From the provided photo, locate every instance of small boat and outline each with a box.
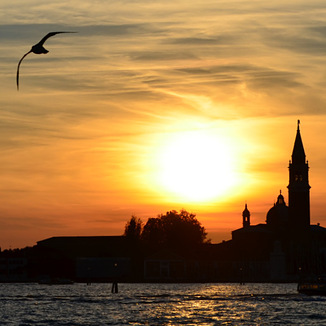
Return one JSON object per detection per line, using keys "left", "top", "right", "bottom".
{"left": 298, "top": 275, "right": 326, "bottom": 295}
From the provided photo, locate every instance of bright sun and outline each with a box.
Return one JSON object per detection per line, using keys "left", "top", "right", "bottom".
{"left": 157, "top": 131, "right": 237, "bottom": 202}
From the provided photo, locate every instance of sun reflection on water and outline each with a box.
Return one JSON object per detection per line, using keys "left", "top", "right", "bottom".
{"left": 1, "top": 283, "right": 324, "bottom": 325}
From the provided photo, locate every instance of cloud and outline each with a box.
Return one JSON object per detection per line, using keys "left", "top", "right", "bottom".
{"left": 261, "top": 27, "right": 326, "bottom": 56}
{"left": 130, "top": 51, "right": 198, "bottom": 61}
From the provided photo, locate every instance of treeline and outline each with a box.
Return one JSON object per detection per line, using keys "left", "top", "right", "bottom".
{"left": 0, "top": 209, "right": 208, "bottom": 255}
{"left": 123, "top": 209, "right": 210, "bottom": 254}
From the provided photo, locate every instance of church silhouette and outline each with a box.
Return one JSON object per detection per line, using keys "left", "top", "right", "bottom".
{"left": 32, "top": 121, "right": 326, "bottom": 282}
{"left": 218, "top": 120, "right": 326, "bottom": 282}
{"left": 2, "top": 121, "right": 325, "bottom": 283}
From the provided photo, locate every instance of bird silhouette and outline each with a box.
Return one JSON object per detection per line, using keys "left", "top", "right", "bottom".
{"left": 16, "top": 31, "right": 76, "bottom": 90}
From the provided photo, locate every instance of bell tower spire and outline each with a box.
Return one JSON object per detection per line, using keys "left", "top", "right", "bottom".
{"left": 287, "top": 120, "right": 310, "bottom": 235}
{"left": 291, "top": 120, "right": 306, "bottom": 165}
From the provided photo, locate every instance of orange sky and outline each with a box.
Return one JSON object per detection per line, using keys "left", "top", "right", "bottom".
{"left": 2, "top": 1, "right": 326, "bottom": 249}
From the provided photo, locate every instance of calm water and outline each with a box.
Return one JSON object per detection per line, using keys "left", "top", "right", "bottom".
{"left": 0, "top": 283, "right": 325, "bottom": 325}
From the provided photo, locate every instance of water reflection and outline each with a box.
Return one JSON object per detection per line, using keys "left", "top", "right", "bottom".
{"left": 0, "top": 283, "right": 325, "bottom": 325}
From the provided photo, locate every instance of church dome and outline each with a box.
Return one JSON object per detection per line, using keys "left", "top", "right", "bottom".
{"left": 276, "top": 193, "right": 285, "bottom": 205}
{"left": 266, "top": 192, "right": 289, "bottom": 232}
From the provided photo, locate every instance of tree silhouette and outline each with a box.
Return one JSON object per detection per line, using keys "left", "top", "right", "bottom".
{"left": 141, "top": 210, "right": 208, "bottom": 251}
{"left": 141, "top": 217, "right": 164, "bottom": 245}
{"left": 124, "top": 216, "right": 143, "bottom": 241}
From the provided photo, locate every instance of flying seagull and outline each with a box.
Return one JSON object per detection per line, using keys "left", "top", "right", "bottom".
{"left": 16, "top": 31, "right": 75, "bottom": 90}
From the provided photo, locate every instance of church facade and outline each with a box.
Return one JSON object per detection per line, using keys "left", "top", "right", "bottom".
{"left": 224, "top": 121, "right": 326, "bottom": 282}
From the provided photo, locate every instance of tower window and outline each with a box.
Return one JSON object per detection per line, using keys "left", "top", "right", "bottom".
{"left": 294, "top": 174, "right": 303, "bottom": 182}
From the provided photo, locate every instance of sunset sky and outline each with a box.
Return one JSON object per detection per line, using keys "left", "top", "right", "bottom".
{"left": 2, "top": 1, "right": 326, "bottom": 249}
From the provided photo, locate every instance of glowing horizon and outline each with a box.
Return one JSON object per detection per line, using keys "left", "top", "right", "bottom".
{"left": 2, "top": 1, "right": 326, "bottom": 249}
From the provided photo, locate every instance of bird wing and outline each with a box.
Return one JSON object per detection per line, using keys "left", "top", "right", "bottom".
{"left": 16, "top": 51, "right": 32, "bottom": 91}
{"left": 37, "top": 31, "right": 75, "bottom": 46}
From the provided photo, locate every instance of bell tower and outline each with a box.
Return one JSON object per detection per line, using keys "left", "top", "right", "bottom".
{"left": 287, "top": 120, "right": 310, "bottom": 235}
{"left": 242, "top": 203, "right": 250, "bottom": 228}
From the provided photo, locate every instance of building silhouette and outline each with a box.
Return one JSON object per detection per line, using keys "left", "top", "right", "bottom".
{"left": 141, "top": 120, "right": 326, "bottom": 282}
{"left": 288, "top": 120, "right": 311, "bottom": 235}
{"left": 1, "top": 121, "right": 326, "bottom": 283}
{"left": 224, "top": 120, "right": 326, "bottom": 281}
